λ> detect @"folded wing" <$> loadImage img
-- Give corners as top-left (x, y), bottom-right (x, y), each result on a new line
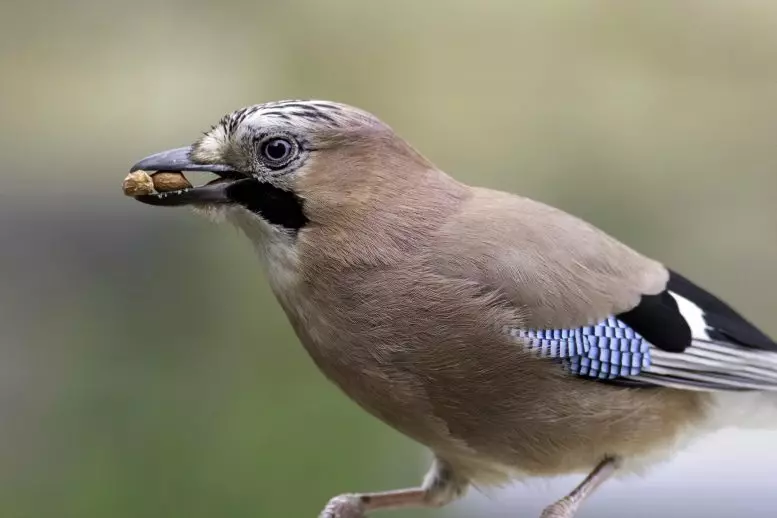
top-left (513, 269), bottom-right (777, 392)
top-left (434, 188), bottom-right (777, 392)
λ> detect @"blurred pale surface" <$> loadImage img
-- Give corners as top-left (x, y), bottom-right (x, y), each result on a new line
top-left (2, 1), bottom-right (777, 517)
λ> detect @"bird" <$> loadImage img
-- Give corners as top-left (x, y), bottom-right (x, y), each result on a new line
top-left (127, 99), bottom-right (777, 518)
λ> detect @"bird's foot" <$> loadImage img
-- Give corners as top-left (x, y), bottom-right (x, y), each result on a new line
top-left (319, 494), bottom-right (366, 518)
top-left (540, 497), bottom-right (577, 518)
top-left (538, 457), bottom-right (619, 518)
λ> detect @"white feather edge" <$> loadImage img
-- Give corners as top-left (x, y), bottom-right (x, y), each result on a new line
top-left (627, 339), bottom-right (777, 391)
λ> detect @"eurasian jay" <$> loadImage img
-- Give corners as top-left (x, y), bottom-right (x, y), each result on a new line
top-left (126, 100), bottom-right (777, 518)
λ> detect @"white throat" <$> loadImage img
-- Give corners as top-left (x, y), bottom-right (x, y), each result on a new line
top-left (196, 204), bottom-right (303, 294)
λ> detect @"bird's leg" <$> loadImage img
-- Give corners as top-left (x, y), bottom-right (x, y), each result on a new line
top-left (539, 457), bottom-right (619, 518)
top-left (319, 457), bottom-right (468, 518)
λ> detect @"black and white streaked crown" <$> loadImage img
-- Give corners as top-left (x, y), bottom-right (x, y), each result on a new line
top-left (212, 100), bottom-right (382, 137)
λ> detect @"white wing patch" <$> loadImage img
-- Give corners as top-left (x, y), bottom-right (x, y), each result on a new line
top-left (668, 291), bottom-right (711, 340)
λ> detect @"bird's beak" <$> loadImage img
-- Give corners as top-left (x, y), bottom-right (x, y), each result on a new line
top-left (128, 146), bottom-right (250, 207)
top-left (130, 146), bottom-right (234, 173)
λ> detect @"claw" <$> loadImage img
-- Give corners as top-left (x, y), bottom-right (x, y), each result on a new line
top-left (540, 498), bottom-right (577, 518)
top-left (319, 494), bottom-right (366, 518)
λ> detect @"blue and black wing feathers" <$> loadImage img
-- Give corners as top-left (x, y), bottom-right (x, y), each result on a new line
top-left (512, 269), bottom-right (777, 390)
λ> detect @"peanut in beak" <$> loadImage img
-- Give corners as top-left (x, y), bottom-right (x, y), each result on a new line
top-left (122, 170), bottom-right (192, 197)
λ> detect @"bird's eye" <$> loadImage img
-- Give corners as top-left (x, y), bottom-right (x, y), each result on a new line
top-left (261, 138), bottom-right (294, 163)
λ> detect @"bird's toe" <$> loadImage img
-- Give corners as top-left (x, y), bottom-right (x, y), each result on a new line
top-left (540, 498), bottom-right (577, 518)
top-left (319, 494), bottom-right (365, 518)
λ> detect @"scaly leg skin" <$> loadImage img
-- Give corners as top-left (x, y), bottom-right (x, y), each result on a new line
top-left (540, 457), bottom-right (619, 518)
top-left (319, 457), bottom-right (468, 518)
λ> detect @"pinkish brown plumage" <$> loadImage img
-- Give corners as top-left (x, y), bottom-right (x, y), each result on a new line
top-left (126, 100), bottom-right (777, 518)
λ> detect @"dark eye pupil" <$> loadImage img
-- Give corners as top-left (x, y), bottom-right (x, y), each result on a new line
top-left (264, 139), bottom-right (291, 161)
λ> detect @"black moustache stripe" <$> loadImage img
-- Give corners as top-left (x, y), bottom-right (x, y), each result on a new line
top-left (225, 179), bottom-right (309, 231)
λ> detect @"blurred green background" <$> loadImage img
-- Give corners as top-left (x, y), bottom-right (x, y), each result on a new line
top-left (2, 1), bottom-right (777, 517)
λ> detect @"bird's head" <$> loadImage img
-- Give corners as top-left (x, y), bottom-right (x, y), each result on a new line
top-left (129, 100), bottom-right (467, 278)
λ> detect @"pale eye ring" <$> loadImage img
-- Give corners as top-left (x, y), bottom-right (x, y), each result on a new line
top-left (261, 137), bottom-right (294, 164)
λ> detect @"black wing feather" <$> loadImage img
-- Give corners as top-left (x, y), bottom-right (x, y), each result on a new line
top-left (617, 289), bottom-right (691, 353)
top-left (666, 270), bottom-right (777, 351)
top-left (615, 269), bottom-right (777, 353)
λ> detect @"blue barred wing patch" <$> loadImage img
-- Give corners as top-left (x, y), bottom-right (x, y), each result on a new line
top-left (510, 317), bottom-right (652, 380)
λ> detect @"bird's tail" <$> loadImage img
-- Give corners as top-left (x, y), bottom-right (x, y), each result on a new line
top-left (708, 390), bottom-right (777, 431)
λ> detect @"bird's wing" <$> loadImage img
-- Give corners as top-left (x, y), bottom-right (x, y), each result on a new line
top-left (434, 188), bottom-right (777, 392)
top-left (512, 271), bottom-right (777, 392)
top-left (616, 270), bottom-right (777, 391)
